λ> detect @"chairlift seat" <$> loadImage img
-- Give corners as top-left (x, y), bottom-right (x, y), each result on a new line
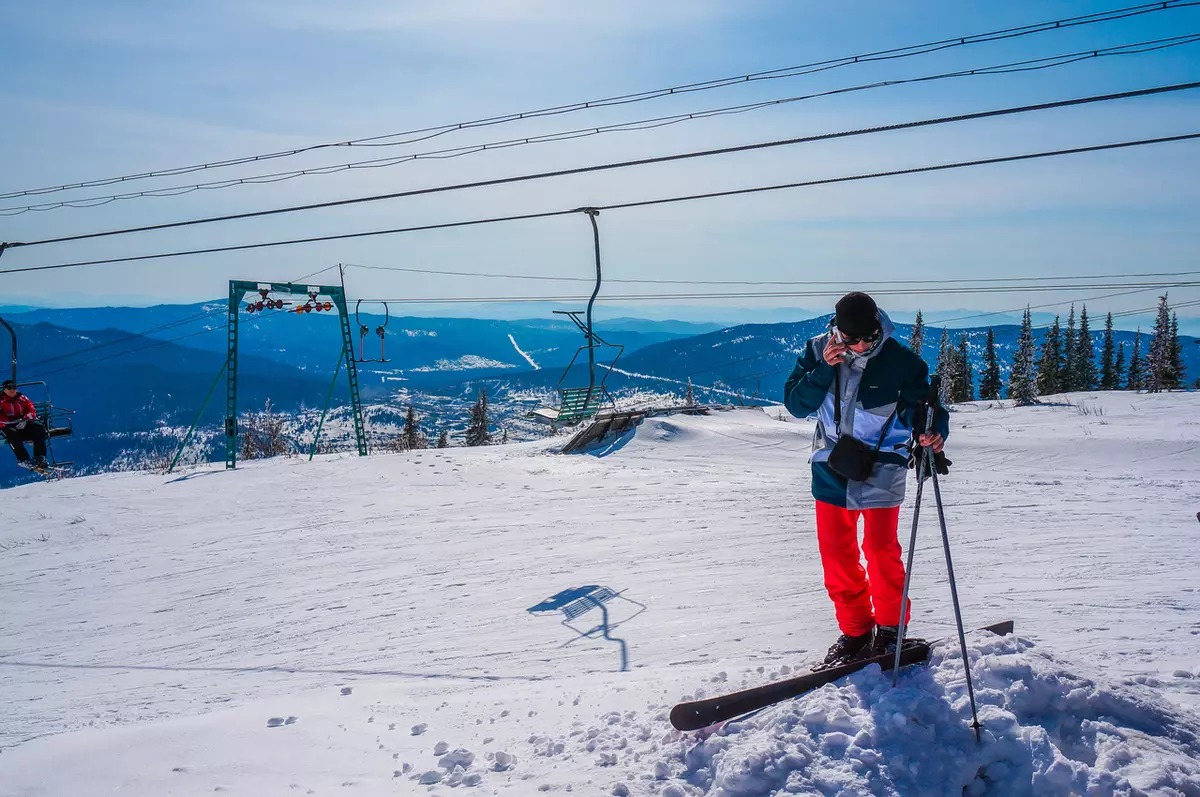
top-left (556, 386), bottom-right (605, 426)
top-left (30, 401), bottom-right (74, 438)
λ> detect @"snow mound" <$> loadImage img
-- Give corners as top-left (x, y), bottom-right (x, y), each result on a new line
top-left (644, 633), bottom-right (1200, 797)
top-left (615, 408), bottom-right (805, 453)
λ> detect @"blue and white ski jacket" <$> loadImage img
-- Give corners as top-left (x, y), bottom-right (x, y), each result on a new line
top-left (783, 311), bottom-right (949, 510)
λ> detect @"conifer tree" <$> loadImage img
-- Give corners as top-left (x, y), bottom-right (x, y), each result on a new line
top-left (1063, 305), bottom-right (1078, 391)
top-left (1008, 307), bottom-right (1038, 406)
top-left (951, 333), bottom-right (974, 402)
top-left (1148, 295), bottom-right (1172, 392)
top-left (1075, 305), bottom-right (1096, 391)
top-left (909, 310), bottom-right (925, 356)
top-left (1098, 312), bottom-right (1117, 390)
top-left (436, 429), bottom-right (450, 448)
top-left (1127, 330), bottom-right (1144, 390)
top-left (1036, 315), bottom-right (1064, 396)
top-left (1170, 312), bottom-right (1186, 389)
top-left (402, 405), bottom-right (428, 451)
top-left (465, 388), bottom-right (492, 446)
top-left (685, 378), bottom-right (695, 406)
top-left (935, 328), bottom-right (953, 405)
top-left (979, 327), bottom-right (1002, 401)
top-left (1113, 342), bottom-right (1126, 391)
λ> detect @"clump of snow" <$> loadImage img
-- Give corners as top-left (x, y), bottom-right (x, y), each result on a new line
top-left (642, 633), bottom-right (1200, 797)
top-left (410, 722), bottom-right (428, 736)
top-left (439, 747), bottom-right (474, 769)
top-left (492, 751), bottom-right (517, 771)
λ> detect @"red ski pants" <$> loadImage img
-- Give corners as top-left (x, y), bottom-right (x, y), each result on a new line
top-left (815, 501), bottom-right (911, 636)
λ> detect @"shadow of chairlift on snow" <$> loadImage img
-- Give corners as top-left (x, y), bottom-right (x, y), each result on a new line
top-left (527, 585), bottom-right (646, 672)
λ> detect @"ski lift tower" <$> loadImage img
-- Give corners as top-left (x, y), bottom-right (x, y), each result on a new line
top-left (225, 280), bottom-right (368, 469)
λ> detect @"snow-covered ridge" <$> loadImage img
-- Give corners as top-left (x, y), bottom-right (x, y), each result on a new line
top-left (1, 392), bottom-right (1198, 794)
top-left (410, 354), bottom-right (517, 371)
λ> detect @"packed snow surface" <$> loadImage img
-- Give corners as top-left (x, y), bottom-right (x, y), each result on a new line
top-left (2, 392), bottom-right (1199, 796)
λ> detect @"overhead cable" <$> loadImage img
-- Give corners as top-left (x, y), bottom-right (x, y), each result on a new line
top-left (32, 309), bottom-right (221, 367)
top-left (6, 80), bottom-right (1200, 252)
top-left (343, 263), bottom-right (1200, 288)
top-left (6, 33), bottom-right (1198, 216)
top-left (4, 130), bottom-right (1197, 277)
top-left (4, 0), bottom-right (1193, 202)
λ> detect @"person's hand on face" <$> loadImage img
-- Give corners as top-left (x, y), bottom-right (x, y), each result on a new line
top-left (823, 337), bottom-right (847, 366)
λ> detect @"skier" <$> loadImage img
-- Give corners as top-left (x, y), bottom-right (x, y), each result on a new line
top-left (1, 379), bottom-right (50, 470)
top-left (784, 292), bottom-right (948, 667)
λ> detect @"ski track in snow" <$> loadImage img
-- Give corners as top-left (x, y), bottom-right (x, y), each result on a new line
top-left (508, 333), bottom-right (539, 370)
top-left (1, 392), bottom-right (1199, 795)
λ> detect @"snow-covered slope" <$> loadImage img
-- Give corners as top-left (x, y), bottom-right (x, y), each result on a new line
top-left (2, 392), bottom-right (1199, 796)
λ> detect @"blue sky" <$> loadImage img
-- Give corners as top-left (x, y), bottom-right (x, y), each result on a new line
top-left (1, 0), bottom-right (1198, 329)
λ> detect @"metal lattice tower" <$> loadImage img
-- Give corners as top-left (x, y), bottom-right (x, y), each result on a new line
top-left (225, 280), bottom-right (367, 469)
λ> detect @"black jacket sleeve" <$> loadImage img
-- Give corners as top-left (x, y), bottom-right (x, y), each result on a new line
top-left (783, 336), bottom-right (836, 418)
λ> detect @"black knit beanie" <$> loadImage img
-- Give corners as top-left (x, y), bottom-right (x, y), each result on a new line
top-left (833, 292), bottom-right (880, 338)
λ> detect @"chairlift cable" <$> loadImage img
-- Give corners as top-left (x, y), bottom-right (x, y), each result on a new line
top-left (5, 0), bottom-right (1192, 201)
top-left (5, 129), bottom-right (1199, 277)
top-left (6, 81), bottom-right (1199, 253)
top-left (7, 33), bottom-right (1198, 216)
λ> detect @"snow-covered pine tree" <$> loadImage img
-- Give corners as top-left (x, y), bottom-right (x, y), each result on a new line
top-left (685, 378), bottom-right (695, 406)
top-left (1170, 312), bottom-right (1186, 389)
top-left (1099, 312), bottom-right (1117, 390)
top-left (935, 328), bottom-right (954, 405)
top-left (1008, 307), bottom-right (1038, 406)
top-left (1113, 342), bottom-right (1126, 391)
top-left (909, 310), bottom-right (925, 356)
top-left (952, 333), bottom-right (974, 402)
top-left (1148, 295), bottom-right (1172, 392)
top-left (436, 429), bottom-right (450, 448)
top-left (1128, 329), bottom-right (1144, 390)
top-left (979, 327), bottom-right (1002, 401)
top-left (403, 405), bottom-right (428, 451)
top-left (1075, 305), bottom-right (1096, 391)
top-left (1036, 315), bottom-right (1063, 396)
top-left (501, 427), bottom-right (509, 445)
top-left (465, 388), bottom-right (492, 446)
top-left (1063, 305), bottom-right (1078, 391)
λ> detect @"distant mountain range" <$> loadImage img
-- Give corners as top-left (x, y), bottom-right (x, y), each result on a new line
top-left (1, 303), bottom-right (1195, 487)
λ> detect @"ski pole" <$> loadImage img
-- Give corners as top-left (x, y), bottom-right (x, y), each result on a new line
top-left (929, 451), bottom-right (983, 743)
top-left (892, 377), bottom-right (937, 687)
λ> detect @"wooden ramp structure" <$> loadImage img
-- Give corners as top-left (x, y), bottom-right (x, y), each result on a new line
top-left (559, 404), bottom-right (715, 454)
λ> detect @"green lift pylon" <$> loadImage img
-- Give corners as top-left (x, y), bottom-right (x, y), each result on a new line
top-left (225, 280), bottom-right (368, 469)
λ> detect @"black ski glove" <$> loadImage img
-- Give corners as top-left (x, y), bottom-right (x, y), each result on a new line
top-left (908, 447), bottom-right (952, 476)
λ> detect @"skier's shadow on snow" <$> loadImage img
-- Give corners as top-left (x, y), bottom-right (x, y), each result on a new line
top-left (527, 585), bottom-right (647, 672)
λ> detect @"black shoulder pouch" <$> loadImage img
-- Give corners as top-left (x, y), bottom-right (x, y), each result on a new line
top-left (827, 368), bottom-right (897, 482)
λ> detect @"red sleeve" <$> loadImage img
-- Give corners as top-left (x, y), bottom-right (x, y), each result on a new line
top-left (20, 396), bottom-right (36, 420)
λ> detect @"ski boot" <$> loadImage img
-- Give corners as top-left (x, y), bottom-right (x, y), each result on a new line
top-left (816, 630), bottom-right (875, 670)
top-left (871, 625), bottom-right (927, 657)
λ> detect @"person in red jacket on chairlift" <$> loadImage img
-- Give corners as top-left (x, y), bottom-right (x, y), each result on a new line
top-left (1, 379), bottom-right (49, 470)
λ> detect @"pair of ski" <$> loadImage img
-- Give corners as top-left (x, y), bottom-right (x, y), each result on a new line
top-left (20, 461), bottom-right (70, 480)
top-left (670, 619), bottom-right (1013, 732)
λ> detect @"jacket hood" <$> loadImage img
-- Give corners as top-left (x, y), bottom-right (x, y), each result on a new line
top-left (846, 308), bottom-right (895, 363)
